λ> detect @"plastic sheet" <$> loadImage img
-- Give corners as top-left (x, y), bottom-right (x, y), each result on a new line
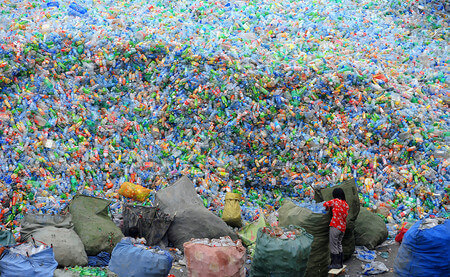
top-left (362, 261), bottom-right (389, 275)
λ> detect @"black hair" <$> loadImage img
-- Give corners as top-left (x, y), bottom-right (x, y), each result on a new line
top-left (332, 188), bottom-right (346, 201)
top-left (128, 227), bottom-right (139, 238)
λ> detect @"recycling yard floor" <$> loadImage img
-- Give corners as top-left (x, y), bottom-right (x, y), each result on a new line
top-left (345, 241), bottom-right (400, 277)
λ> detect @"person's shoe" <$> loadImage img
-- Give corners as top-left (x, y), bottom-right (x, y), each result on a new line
top-left (329, 254), bottom-right (341, 269)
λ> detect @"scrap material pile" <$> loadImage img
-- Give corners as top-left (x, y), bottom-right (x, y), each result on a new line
top-left (0, 0), bottom-right (448, 241)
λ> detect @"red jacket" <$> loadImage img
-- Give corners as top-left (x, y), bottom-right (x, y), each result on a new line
top-left (323, 198), bottom-right (349, 232)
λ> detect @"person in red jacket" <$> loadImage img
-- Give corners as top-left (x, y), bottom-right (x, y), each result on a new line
top-left (323, 188), bottom-right (349, 269)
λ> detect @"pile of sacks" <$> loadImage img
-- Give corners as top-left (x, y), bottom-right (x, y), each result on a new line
top-left (0, 176), bottom-right (242, 276)
top-left (278, 178), bottom-right (388, 277)
top-left (0, 195), bottom-right (125, 276)
top-left (0, 176), bottom-right (397, 277)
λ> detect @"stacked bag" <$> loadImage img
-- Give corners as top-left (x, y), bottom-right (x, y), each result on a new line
top-left (394, 218), bottom-right (450, 277)
top-left (250, 226), bottom-right (314, 277)
top-left (122, 204), bottom-right (173, 246)
top-left (278, 178), bottom-right (360, 277)
top-left (68, 195), bottom-right (123, 255)
top-left (20, 213), bottom-right (88, 267)
top-left (184, 236), bottom-right (246, 277)
top-left (0, 242), bottom-right (58, 277)
top-left (109, 238), bottom-right (173, 277)
top-left (314, 178), bottom-right (360, 260)
top-left (278, 201), bottom-right (331, 277)
top-left (155, 176), bottom-right (237, 250)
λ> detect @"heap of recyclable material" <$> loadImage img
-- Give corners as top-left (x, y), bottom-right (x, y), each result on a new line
top-left (0, 0), bottom-right (448, 238)
top-left (293, 200), bottom-right (327, 214)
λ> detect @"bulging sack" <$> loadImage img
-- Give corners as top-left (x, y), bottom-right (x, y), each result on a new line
top-left (156, 176), bottom-right (237, 250)
top-left (278, 201), bottom-right (331, 277)
top-left (354, 208), bottom-right (388, 249)
top-left (250, 226), bottom-right (314, 277)
top-left (168, 207), bottom-right (237, 251)
top-left (20, 213), bottom-right (73, 241)
top-left (108, 238), bottom-right (173, 277)
top-left (0, 245), bottom-right (58, 277)
top-left (118, 182), bottom-right (151, 202)
top-left (222, 192), bottom-right (242, 228)
top-left (122, 204), bottom-right (173, 246)
top-left (68, 195), bottom-right (123, 255)
top-left (29, 226), bottom-right (88, 267)
top-left (394, 218), bottom-right (450, 277)
top-left (184, 237), bottom-right (246, 277)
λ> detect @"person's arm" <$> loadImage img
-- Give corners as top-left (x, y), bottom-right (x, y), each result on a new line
top-left (323, 199), bottom-right (334, 210)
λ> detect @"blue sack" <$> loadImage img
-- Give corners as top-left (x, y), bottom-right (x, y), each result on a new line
top-left (108, 238), bottom-right (173, 277)
top-left (88, 251), bottom-right (111, 267)
top-left (0, 247), bottom-right (58, 277)
top-left (394, 218), bottom-right (450, 277)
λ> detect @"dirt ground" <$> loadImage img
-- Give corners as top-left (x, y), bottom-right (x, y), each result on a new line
top-left (344, 240), bottom-right (400, 277)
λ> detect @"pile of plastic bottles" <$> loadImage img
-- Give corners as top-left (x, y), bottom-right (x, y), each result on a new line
top-left (261, 226), bottom-right (305, 240)
top-left (0, 0), bottom-right (448, 236)
top-left (8, 243), bottom-right (48, 257)
top-left (293, 200), bottom-right (327, 214)
top-left (67, 266), bottom-right (108, 277)
top-left (191, 237), bottom-right (237, 247)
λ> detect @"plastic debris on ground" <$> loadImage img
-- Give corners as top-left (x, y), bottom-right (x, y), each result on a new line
top-left (362, 261), bottom-right (389, 275)
top-left (66, 267), bottom-right (112, 277)
top-left (354, 246), bottom-right (377, 262)
top-left (379, 252), bottom-right (389, 259)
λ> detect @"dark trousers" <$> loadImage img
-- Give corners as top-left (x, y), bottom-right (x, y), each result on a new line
top-left (329, 226), bottom-right (344, 254)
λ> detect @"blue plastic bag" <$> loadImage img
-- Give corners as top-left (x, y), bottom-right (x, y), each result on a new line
top-left (108, 238), bottom-right (173, 277)
top-left (88, 251), bottom-right (111, 267)
top-left (394, 218), bottom-right (450, 277)
top-left (0, 247), bottom-right (58, 277)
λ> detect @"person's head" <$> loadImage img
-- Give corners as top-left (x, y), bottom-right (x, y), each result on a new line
top-left (332, 188), bottom-right (346, 201)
